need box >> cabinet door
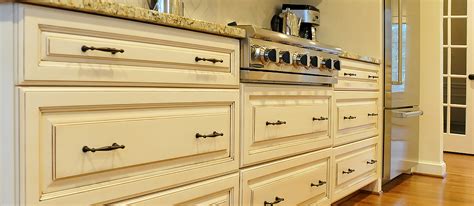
[241,84,333,166]
[110,174,239,206]
[19,87,239,205]
[335,91,380,146]
[241,149,331,206]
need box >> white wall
[116,0,320,29]
[317,0,383,59]
[115,0,384,58]
[416,0,446,177]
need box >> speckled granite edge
[340,51,381,65]
[10,0,246,39]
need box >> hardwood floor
[337,153,474,206]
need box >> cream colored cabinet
[19,88,239,205]
[335,58,380,91]
[241,149,332,206]
[331,138,379,202]
[334,91,380,146]
[109,173,239,206]
[241,84,333,166]
[330,58,383,201]
[18,4,239,88]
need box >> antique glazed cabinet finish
[240,84,333,167]
[330,58,384,202]
[0,2,386,206]
[1,3,241,205]
[18,4,239,88]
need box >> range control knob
[322,58,332,69]
[279,51,291,64]
[251,46,277,63]
[294,54,310,67]
[265,49,278,63]
[310,56,319,68]
[251,46,264,62]
[333,60,341,70]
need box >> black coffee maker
[282,4,320,41]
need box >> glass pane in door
[452,18,467,45]
[452,0,467,15]
[451,78,466,105]
[444,0,448,16]
[450,107,466,134]
[443,18,448,45]
[451,48,467,75]
[443,106,447,133]
[443,77,448,103]
[443,48,448,74]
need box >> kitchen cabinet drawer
[241,84,333,166]
[19,4,239,87]
[241,149,331,206]
[335,92,380,146]
[20,88,239,205]
[332,138,379,202]
[335,58,381,91]
[109,173,239,205]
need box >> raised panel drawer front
[19,88,239,205]
[335,58,381,91]
[109,173,239,205]
[241,84,333,166]
[241,149,331,206]
[19,4,239,87]
[335,92,380,146]
[332,138,379,202]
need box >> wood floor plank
[336,153,474,206]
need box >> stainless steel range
[238,25,343,85]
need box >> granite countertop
[4,0,246,39]
[340,51,381,65]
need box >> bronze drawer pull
[81,45,125,54]
[313,117,329,121]
[310,180,327,187]
[342,168,356,174]
[344,116,357,120]
[367,160,378,164]
[368,113,379,117]
[195,131,224,139]
[344,72,357,77]
[195,57,224,64]
[368,75,379,79]
[264,197,285,206]
[82,143,125,153]
[266,120,287,126]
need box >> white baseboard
[414,161,447,177]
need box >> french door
[443,0,474,154]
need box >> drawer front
[337,101,378,131]
[21,5,239,87]
[241,149,331,206]
[110,173,239,206]
[335,58,381,91]
[254,104,329,143]
[54,105,231,179]
[335,68,379,91]
[242,84,333,166]
[332,138,379,202]
[20,88,239,205]
[335,92,380,146]
[336,144,377,186]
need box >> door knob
[469,74,474,80]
